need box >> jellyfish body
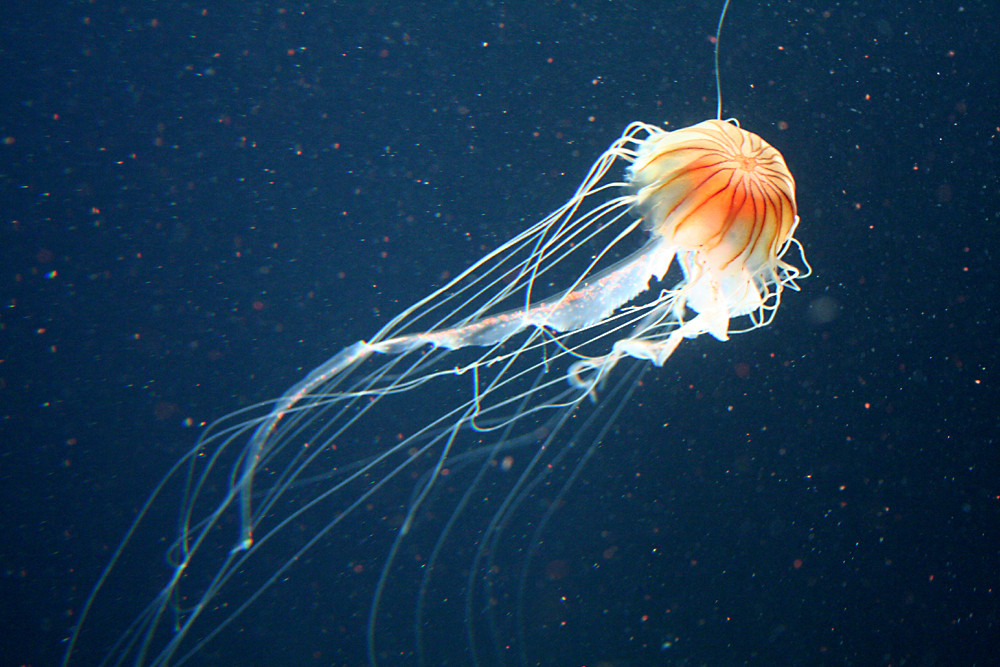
[64,118,808,667]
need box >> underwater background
[2,1,998,665]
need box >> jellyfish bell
[632,119,797,279]
[624,118,802,354]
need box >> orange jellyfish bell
[623,118,802,351]
[630,118,797,273]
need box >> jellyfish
[64,12,810,667]
[64,115,809,666]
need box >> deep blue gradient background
[2,1,998,665]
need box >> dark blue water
[2,1,998,665]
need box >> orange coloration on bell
[628,118,797,275]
